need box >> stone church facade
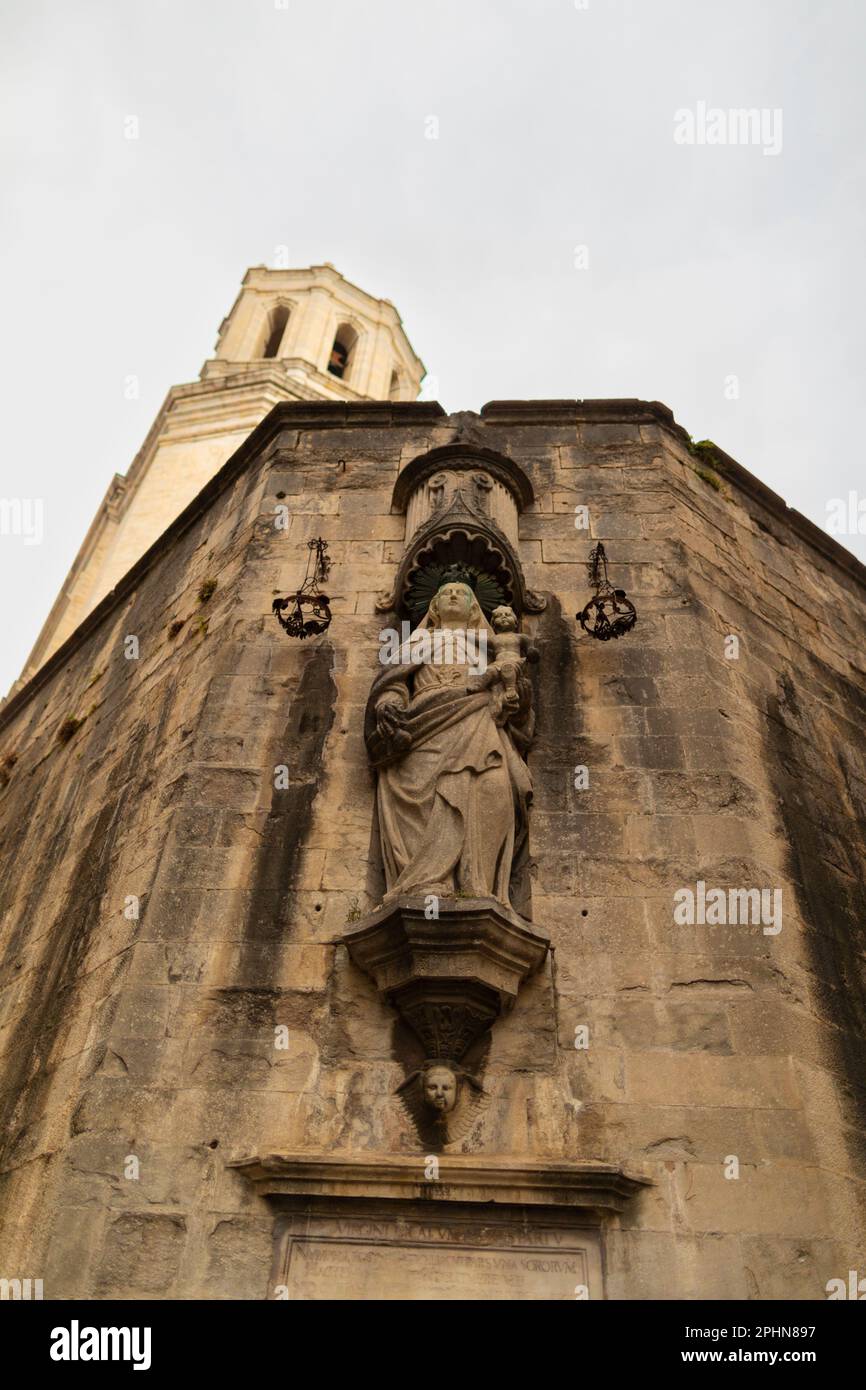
[0,269,864,1300]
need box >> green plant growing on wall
[167,585,213,642]
[687,437,728,495]
[57,715,85,745]
[688,437,719,461]
[693,465,726,493]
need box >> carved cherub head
[396,1059,487,1145]
[422,1063,459,1115]
[490,604,518,633]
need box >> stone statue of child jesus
[474,604,536,715]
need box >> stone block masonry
[0,399,864,1299]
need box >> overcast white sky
[1,0,864,695]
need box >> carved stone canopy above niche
[378,444,545,620]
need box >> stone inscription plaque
[273,1207,604,1301]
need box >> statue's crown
[437,564,477,591]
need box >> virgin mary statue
[365,580,533,916]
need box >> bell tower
[207,264,424,402]
[17,265,425,685]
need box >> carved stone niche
[376,443,545,620]
[339,896,549,1062]
[356,444,550,1135]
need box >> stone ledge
[340,895,549,1001]
[339,895,550,1060]
[230,1152,651,1213]
[480,398,679,427]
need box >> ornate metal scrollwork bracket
[577,542,637,641]
[272,537,333,638]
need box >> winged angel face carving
[396,1061,487,1147]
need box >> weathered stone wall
[0,400,863,1299]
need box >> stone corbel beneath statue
[340,894,549,1058]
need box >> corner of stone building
[1,397,864,1300]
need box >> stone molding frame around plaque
[229,1155,653,1300]
[337,895,550,1061]
[231,1151,651,1212]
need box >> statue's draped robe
[365,640,532,910]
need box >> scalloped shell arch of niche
[377,444,546,620]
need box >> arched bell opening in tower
[327,322,358,381]
[260,303,291,359]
